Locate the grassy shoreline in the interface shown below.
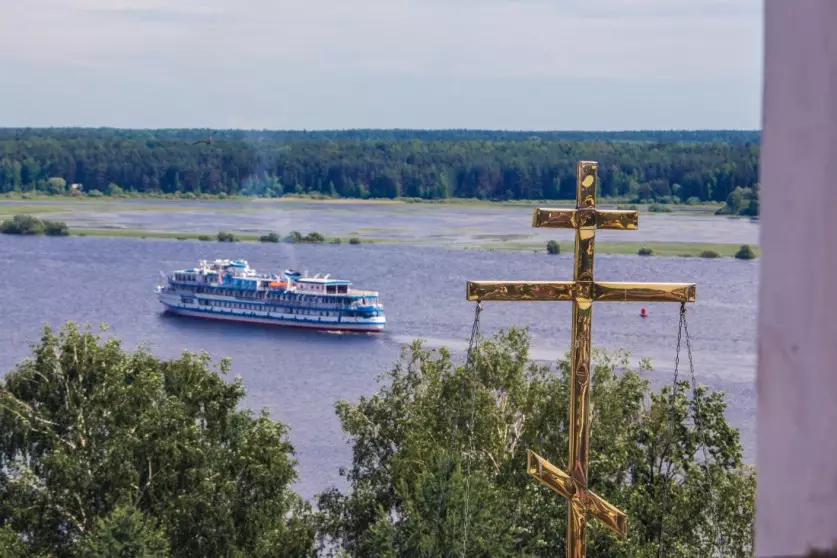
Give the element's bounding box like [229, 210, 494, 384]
[61, 227, 758, 258]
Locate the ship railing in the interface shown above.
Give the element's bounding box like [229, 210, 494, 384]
[349, 289, 379, 296]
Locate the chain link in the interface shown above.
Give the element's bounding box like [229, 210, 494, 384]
[683, 307, 725, 556]
[657, 302, 685, 558]
[428, 301, 482, 558]
[657, 303, 724, 558]
[461, 301, 482, 558]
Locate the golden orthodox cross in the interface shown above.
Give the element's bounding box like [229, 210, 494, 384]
[466, 161, 696, 558]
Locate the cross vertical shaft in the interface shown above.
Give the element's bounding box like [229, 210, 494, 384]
[567, 162, 598, 557]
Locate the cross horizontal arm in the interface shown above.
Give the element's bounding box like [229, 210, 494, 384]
[595, 281, 696, 303]
[467, 281, 575, 301]
[532, 208, 639, 230]
[527, 451, 627, 537]
[467, 281, 695, 302]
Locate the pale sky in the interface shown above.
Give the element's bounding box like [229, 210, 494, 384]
[0, 0, 763, 130]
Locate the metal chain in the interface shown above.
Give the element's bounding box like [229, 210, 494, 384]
[683, 306, 725, 556]
[461, 301, 483, 558]
[428, 301, 483, 558]
[657, 303, 724, 558]
[656, 302, 685, 558]
[464, 302, 484, 388]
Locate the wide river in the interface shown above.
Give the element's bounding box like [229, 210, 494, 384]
[0, 202, 758, 501]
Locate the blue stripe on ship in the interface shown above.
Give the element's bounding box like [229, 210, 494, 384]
[188, 299, 379, 315]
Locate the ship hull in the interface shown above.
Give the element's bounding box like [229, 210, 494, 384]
[161, 304, 385, 333]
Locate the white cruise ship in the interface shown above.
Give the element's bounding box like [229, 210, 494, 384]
[155, 259, 385, 333]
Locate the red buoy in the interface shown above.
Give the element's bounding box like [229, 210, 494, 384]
[640, 307, 648, 318]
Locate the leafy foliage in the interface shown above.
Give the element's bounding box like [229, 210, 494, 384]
[288, 231, 327, 243]
[260, 232, 281, 243]
[0, 323, 315, 557]
[716, 185, 760, 216]
[734, 245, 757, 260]
[0, 214, 69, 236]
[0, 129, 759, 205]
[75, 504, 170, 557]
[316, 328, 755, 557]
[546, 240, 560, 255]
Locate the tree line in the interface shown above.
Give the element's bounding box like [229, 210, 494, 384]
[0, 324, 755, 557]
[0, 129, 759, 208]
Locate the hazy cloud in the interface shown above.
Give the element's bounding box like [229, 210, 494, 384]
[0, 0, 762, 129]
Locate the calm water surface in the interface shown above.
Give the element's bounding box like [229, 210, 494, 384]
[0, 235, 757, 500]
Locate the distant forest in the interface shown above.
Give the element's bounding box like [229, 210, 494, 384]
[0, 128, 761, 210]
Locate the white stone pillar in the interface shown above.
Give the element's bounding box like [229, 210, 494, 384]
[757, 1, 837, 556]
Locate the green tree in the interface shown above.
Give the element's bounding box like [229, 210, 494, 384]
[734, 245, 757, 260]
[304, 232, 326, 243]
[0, 323, 316, 557]
[316, 329, 754, 557]
[0, 129, 761, 203]
[75, 504, 170, 557]
[0, 214, 45, 234]
[546, 240, 560, 255]
[260, 232, 281, 243]
[47, 177, 67, 194]
[0, 215, 69, 236]
[106, 182, 124, 196]
[718, 186, 758, 216]
[0, 525, 27, 558]
[43, 219, 70, 236]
